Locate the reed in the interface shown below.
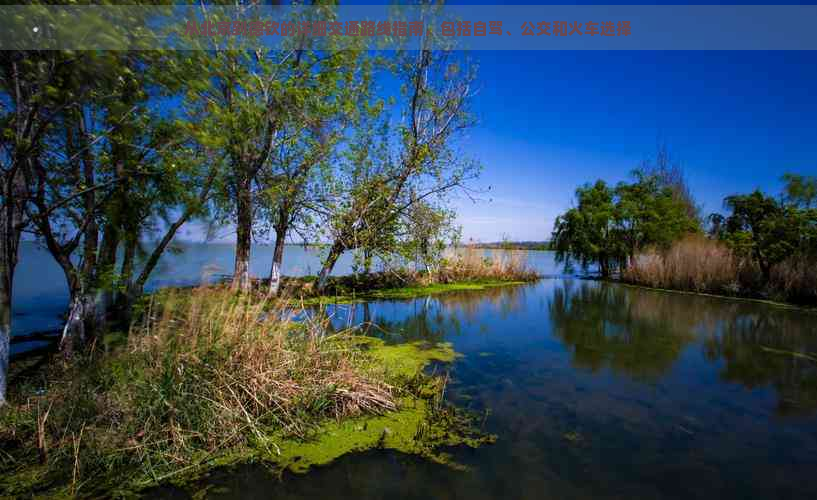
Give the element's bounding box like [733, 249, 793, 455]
[623, 235, 817, 305]
[0, 287, 399, 494]
[433, 246, 540, 284]
[623, 235, 740, 294]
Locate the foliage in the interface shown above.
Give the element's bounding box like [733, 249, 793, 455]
[0, 287, 488, 496]
[719, 188, 817, 279]
[626, 174, 817, 305]
[552, 173, 697, 277]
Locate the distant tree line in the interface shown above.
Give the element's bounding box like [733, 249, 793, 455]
[552, 145, 816, 304]
[0, 2, 477, 404]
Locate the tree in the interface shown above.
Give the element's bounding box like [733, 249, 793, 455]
[22, 44, 219, 355]
[722, 190, 796, 281]
[719, 177, 817, 282]
[257, 47, 371, 296]
[314, 47, 480, 291]
[782, 173, 817, 209]
[552, 181, 618, 277]
[23, 51, 162, 354]
[552, 174, 697, 278]
[633, 143, 700, 224]
[400, 200, 459, 274]
[614, 171, 697, 263]
[0, 48, 75, 401]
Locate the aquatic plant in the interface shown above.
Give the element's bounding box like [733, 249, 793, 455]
[0, 287, 490, 497]
[623, 235, 817, 305]
[278, 246, 539, 305]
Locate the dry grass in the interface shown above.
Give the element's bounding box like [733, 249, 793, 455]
[623, 235, 741, 294]
[126, 287, 395, 446]
[432, 246, 540, 284]
[769, 257, 817, 305]
[0, 287, 398, 494]
[280, 246, 539, 300]
[623, 235, 817, 305]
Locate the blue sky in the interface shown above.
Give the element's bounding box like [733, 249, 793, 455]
[448, 49, 817, 241]
[180, 1, 817, 243]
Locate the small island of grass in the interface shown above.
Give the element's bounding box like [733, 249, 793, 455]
[0, 249, 533, 498]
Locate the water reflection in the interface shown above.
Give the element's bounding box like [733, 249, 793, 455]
[703, 310, 817, 416]
[324, 283, 532, 345]
[548, 281, 696, 381]
[328, 281, 817, 417]
[163, 279, 817, 499]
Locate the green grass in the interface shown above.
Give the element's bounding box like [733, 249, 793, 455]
[292, 279, 530, 306]
[0, 289, 493, 498]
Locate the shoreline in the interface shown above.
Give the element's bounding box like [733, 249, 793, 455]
[1, 304, 495, 499]
[288, 278, 534, 306]
[601, 278, 817, 313]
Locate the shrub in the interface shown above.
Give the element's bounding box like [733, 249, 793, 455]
[623, 235, 817, 305]
[0, 287, 397, 494]
[623, 235, 740, 294]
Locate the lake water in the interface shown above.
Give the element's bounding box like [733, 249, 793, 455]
[10, 242, 559, 352]
[14, 245, 817, 498]
[169, 279, 815, 499]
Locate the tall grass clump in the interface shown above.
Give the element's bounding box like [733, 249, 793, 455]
[768, 257, 817, 305]
[623, 235, 740, 294]
[433, 246, 539, 283]
[623, 235, 817, 305]
[0, 287, 397, 495]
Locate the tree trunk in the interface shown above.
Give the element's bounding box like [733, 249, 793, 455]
[599, 257, 610, 278]
[316, 240, 344, 293]
[363, 248, 372, 275]
[59, 283, 96, 359]
[93, 224, 119, 331]
[1, 166, 27, 404]
[0, 282, 11, 405]
[268, 225, 287, 297]
[116, 236, 137, 324]
[128, 167, 217, 314]
[233, 176, 253, 293]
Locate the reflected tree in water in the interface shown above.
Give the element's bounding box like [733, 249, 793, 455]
[549, 280, 817, 415]
[548, 281, 695, 380]
[703, 310, 817, 416]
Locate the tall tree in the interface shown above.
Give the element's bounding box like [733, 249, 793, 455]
[257, 47, 371, 296]
[722, 190, 807, 281]
[553, 181, 618, 277]
[0, 48, 69, 402]
[315, 47, 480, 291]
[553, 174, 697, 278]
[633, 143, 700, 224]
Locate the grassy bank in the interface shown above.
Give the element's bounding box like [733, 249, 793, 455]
[285, 278, 532, 306]
[0, 288, 493, 498]
[622, 236, 817, 306]
[281, 247, 540, 305]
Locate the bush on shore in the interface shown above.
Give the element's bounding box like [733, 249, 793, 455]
[623, 235, 817, 305]
[0, 287, 476, 497]
[281, 247, 539, 299]
[433, 247, 539, 284]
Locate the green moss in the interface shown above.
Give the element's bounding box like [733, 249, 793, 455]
[1, 337, 493, 498]
[354, 336, 458, 377]
[294, 280, 528, 306]
[254, 337, 489, 474]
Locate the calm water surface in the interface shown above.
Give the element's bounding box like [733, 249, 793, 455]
[160, 279, 817, 500]
[15, 245, 817, 498]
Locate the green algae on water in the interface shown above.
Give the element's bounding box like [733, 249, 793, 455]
[256, 337, 492, 475]
[292, 280, 529, 306]
[0, 337, 494, 498]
